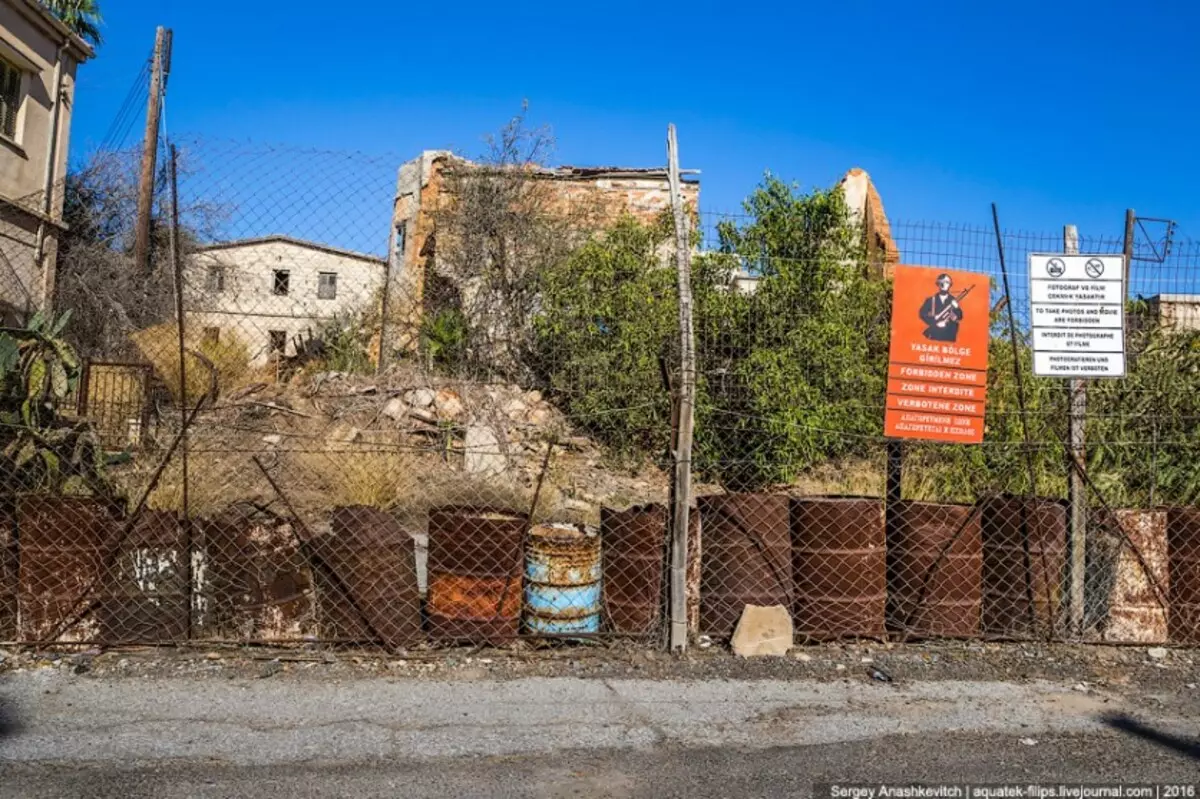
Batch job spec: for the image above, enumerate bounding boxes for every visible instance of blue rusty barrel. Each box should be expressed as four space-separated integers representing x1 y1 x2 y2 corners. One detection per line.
524 524 602 634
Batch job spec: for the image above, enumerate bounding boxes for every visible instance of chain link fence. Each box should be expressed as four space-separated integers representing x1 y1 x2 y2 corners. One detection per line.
1 134 1197 652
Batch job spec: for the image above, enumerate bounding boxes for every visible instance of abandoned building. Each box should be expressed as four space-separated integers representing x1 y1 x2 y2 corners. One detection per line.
0 0 92 326
727 167 901 295
380 150 702 356
187 235 386 366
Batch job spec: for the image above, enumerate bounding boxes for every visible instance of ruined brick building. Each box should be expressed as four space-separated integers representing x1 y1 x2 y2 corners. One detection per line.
379 150 700 358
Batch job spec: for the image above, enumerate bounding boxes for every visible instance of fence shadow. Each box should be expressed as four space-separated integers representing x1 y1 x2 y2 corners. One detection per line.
0 698 23 741
1099 712 1200 761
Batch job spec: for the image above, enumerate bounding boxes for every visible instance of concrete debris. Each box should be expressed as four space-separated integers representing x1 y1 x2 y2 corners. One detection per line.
405 388 436 408
261 434 282 446
1147 647 1168 661
731 605 793 658
502 398 527 420
464 425 506 477
793 652 813 662
435 388 465 420
381 398 407 421
1019 737 1038 746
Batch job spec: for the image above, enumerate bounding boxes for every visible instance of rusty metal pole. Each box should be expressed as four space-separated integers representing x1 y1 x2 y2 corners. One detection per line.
133 27 169 273
1064 224 1087 636
666 124 695 653
1123 209 1136 289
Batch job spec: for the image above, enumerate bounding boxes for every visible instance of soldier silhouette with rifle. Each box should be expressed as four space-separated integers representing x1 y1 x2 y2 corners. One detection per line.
919 274 973 343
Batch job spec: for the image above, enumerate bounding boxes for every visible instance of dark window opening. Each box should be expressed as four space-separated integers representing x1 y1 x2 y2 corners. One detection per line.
268 330 287 354
206 266 225 292
201 327 220 345
0 58 21 140
272 270 290 296
318 271 337 300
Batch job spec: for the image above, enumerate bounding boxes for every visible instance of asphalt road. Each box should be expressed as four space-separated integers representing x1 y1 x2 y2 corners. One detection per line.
2 732 1198 798
1 669 1196 797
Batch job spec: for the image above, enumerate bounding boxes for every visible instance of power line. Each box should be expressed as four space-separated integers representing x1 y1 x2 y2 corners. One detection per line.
98 51 153 152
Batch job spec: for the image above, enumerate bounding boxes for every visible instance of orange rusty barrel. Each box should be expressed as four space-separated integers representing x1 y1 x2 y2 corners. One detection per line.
1167 506 1200 644
96 510 188 644
427 506 526 644
792 496 886 641
1099 509 1168 644
600 504 700 636
887 501 981 639
17 496 116 642
981 496 1066 638
311 506 423 650
699 493 791 637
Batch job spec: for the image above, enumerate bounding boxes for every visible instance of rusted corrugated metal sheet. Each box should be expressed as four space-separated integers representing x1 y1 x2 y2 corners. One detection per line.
792 496 886 641
1167 506 1200 644
200 506 315 641
686 509 701 638
312 506 422 649
17 496 116 642
981 496 1066 639
427 506 526 644
97 510 187 644
524 524 601 634
1101 509 1168 644
887 501 981 639
699 493 792 638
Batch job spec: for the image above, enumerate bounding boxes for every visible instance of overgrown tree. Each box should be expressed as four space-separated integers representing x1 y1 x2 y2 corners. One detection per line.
427 106 602 380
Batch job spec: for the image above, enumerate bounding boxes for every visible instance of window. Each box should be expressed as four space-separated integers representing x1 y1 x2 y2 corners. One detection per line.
201 327 220 345
206 266 225 292
317 272 337 300
268 330 287 354
394 223 407 259
0 58 21 141
272 270 290 296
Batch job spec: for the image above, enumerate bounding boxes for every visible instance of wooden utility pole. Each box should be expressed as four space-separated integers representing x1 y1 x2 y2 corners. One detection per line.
1064 224 1087 634
666 124 695 653
134 26 171 273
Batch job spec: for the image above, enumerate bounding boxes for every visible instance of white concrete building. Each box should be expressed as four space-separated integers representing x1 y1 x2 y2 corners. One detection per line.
0 0 92 325
187 236 386 366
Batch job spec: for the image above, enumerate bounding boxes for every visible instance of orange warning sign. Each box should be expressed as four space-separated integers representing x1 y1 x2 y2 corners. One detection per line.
884 265 990 444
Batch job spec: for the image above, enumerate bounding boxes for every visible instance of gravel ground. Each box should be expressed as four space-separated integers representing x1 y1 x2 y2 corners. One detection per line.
1 639 1196 693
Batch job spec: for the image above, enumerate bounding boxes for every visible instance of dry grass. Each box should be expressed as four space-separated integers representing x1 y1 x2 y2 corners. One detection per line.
134 453 247 517
131 323 254 404
790 457 886 498
290 447 589 529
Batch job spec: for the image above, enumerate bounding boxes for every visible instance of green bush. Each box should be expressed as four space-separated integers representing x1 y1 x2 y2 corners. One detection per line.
534 215 679 460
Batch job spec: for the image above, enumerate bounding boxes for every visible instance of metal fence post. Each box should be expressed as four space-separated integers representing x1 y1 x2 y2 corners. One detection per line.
1064 224 1087 636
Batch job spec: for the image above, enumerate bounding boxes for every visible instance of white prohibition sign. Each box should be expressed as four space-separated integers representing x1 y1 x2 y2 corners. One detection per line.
1085 258 1105 278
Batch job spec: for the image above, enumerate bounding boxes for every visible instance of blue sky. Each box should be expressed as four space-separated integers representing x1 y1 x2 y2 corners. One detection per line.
68 0 1198 243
